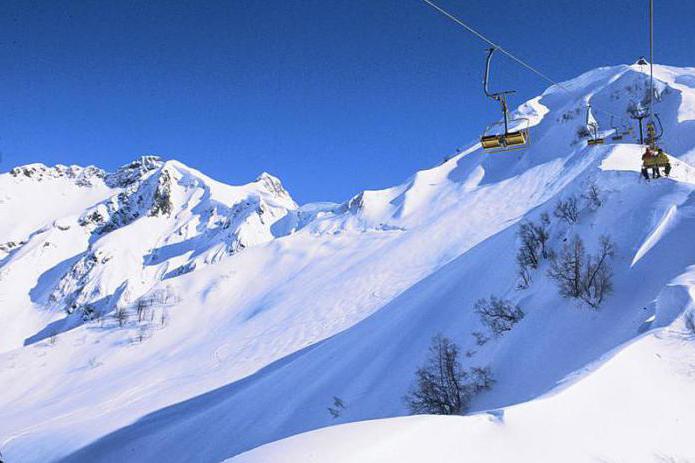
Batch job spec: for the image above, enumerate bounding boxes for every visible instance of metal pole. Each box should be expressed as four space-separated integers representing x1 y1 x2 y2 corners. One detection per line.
502 97 509 134
638 117 644 144
649 0 654 123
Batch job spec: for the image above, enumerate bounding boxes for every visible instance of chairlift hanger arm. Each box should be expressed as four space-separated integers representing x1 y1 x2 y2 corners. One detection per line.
654 114 663 138
483 48 515 100
420 0 628 124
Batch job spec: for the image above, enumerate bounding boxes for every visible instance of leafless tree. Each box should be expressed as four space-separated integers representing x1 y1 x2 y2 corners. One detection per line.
404 335 494 415
516 214 552 288
114 306 129 327
554 195 580 224
160 308 169 327
582 181 603 210
548 235 585 299
475 296 525 335
517 223 541 270
548 235 616 308
136 298 152 323
580 236 616 308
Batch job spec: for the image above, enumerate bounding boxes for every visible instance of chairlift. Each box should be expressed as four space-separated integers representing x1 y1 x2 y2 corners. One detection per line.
479 48 530 153
585 105 605 146
610 116 623 141
645 114 664 148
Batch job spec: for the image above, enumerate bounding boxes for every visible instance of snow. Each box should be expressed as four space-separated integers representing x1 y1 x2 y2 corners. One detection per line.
2 63 695 463
230 327 695 463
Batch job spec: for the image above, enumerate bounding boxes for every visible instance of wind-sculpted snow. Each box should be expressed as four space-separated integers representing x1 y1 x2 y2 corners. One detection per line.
3 63 695 463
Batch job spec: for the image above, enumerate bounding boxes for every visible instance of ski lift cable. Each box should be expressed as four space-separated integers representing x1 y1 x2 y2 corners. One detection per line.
419 0 628 123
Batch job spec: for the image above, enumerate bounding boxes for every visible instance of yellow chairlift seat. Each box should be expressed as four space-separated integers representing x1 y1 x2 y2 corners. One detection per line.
504 130 528 146
481 134 504 149
587 138 605 146
480 118 530 153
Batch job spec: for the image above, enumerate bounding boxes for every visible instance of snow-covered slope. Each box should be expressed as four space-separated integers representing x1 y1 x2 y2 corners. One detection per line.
230 318 695 463
2 63 695 463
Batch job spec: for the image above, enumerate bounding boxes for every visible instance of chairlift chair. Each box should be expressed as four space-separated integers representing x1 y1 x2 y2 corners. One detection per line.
609 116 625 141
585 105 605 146
481 118 530 152
479 48 530 153
645 114 664 148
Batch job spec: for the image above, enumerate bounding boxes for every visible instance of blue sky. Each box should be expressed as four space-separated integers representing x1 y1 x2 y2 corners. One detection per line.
2 0 695 203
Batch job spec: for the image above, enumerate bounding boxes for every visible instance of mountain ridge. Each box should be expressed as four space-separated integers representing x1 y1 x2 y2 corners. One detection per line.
3 63 695 462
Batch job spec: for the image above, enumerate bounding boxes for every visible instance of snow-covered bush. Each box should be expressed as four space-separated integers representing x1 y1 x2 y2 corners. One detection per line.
547 235 616 308
404 335 494 415
475 296 525 335
554 195 580 224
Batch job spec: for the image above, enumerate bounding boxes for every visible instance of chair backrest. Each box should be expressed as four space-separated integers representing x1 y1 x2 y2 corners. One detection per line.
503 131 527 146
481 135 503 149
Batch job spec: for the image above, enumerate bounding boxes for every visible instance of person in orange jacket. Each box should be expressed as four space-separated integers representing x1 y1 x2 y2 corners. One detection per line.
641 147 654 180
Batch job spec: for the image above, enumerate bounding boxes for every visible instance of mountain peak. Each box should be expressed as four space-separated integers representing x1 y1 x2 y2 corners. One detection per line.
256 171 293 201
104 155 164 188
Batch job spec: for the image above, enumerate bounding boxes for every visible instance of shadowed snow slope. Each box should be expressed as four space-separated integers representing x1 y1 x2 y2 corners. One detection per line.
3 64 695 463
229 324 695 463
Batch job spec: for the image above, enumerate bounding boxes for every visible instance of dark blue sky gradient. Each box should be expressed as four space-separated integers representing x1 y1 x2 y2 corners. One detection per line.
2 1 695 202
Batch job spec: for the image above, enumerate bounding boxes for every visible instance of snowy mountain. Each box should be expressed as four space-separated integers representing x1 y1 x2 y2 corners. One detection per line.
2 63 695 463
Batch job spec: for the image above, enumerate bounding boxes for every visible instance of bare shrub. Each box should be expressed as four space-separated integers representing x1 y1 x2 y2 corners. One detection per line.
468 366 495 392
404 335 494 415
81 305 98 322
136 298 153 323
472 331 489 346
475 296 525 335
554 195 580 224
516 213 551 289
684 311 695 335
327 396 346 419
547 235 616 308
582 181 603 210
114 306 129 327
135 324 151 343
160 308 169 327
576 125 591 138
87 357 100 369
517 263 533 290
